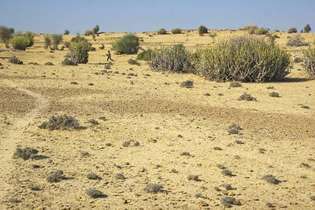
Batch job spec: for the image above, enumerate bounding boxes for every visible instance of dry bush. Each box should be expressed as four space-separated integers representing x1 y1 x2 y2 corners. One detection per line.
39 115 81 130
63 36 91 64
150 44 193 73
137 49 153 61
303 47 315 78
287 35 308 47
194 36 290 82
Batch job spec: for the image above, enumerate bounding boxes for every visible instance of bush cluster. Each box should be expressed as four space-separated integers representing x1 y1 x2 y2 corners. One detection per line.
63 36 91 65
303 47 315 77
150 44 193 73
10 35 33 50
193 37 290 82
112 34 139 54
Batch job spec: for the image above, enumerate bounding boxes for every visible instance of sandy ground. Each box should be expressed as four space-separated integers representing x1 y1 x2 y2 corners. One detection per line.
0 30 314 209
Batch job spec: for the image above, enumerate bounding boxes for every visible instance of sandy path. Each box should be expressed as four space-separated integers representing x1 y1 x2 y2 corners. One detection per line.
0 80 48 209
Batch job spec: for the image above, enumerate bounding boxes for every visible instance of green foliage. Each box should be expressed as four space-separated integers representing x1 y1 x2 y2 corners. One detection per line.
150 44 193 73
65 37 91 64
303 47 315 77
193 36 290 82
303 24 311 33
171 28 182 34
0 26 14 45
64 30 70 35
10 35 32 50
198 25 208 35
157 28 167 35
44 35 51 49
137 49 153 61
112 34 139 54
288 28 298 33
51 34 63 50
93 25 100 34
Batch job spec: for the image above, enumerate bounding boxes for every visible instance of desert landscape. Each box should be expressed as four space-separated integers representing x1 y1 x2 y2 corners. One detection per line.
0 17 315 210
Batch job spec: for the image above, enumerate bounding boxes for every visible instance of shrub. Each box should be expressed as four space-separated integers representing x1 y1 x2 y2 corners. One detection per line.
303 47 315 77
194 36 290 82
112 34 139 54
128 58 139 65
249 27 269 35
171 28 182 34
93 25 100 34
85 30 94 36
51 34 63 50
157 28 167 35
0 26 14 47
44 35 51 49
8 56 23 64
67 41 90 64
303 24 311 33
137 49 153 61
287 35 308 47
198 25 208 35
64 30 70 35
150 44 193 73
23 32 34 47
10 36 31 50
288 28 298 33
39 115 81 130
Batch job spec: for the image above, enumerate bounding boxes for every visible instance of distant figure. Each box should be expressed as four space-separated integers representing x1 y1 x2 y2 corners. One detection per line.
106 50 113 62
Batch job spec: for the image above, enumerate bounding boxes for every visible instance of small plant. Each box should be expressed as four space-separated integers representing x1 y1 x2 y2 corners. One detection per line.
51 34 63 50
269 91 280 97
10 35 32 50
303 47 315 77
303 24 311 33
44 35 51 49
39 115 81 130
194 36 290 82
137 49 153 61
150 44 193 73
288 28 298 33
198 25 208 35
128 58 139 65
8 56 23 64
171 28 182 34
157 28 167 35
287 35 308 47
112 34 139 54
239 93 256 101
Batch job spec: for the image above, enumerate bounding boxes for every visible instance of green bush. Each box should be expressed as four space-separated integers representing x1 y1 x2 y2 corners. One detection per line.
51 34 63 50
249 27 269 35
44 35 51 49
64 30 70 35
303 47 315 77
0 26 14 47
171 28 182 34
67 40 90 64
288 28 298 33
137 49 153 61
194 36 290 82
112 34 139 54
157 28 167 35
93 25 100 34
303 24 311 33
198 25 208 35
150 44 193 73
10 35 31 50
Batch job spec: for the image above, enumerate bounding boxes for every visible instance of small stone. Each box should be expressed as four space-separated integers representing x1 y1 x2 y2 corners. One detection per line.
87 172 102 180
262 175 281 185
144 183 164 193
187 175 201 181
47 170 65 183
86 188 107 198
221 196 241 208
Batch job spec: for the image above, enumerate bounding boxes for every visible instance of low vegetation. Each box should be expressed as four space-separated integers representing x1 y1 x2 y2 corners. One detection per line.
171 28 182 34
303 47 315 77
39 115 81 130
287 35 308 47
288 27 298 33
63 36 91 64
10 34 33 50
157 28 167 35
198 25 208 35
193 36 290 82
112 34 139 54
150 44 193 73
0 26 14 47
137 49 153 61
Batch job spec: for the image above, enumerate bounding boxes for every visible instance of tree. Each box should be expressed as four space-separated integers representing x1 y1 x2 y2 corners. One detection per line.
304 24 311 33
0 26 14 47
64 30 70 35
93 25 100 34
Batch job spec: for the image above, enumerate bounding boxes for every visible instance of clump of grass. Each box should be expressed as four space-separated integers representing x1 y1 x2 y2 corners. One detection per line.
144 183 164 193
137 49 153 61
287 35 309 47
239 93 256 101
150 44 193 73
8 56 23 64
39 115 81 130
303 47 315 78
112 34 139 54
194 36 290 82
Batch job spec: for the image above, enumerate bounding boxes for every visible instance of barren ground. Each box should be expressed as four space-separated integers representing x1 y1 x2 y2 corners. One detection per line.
0 30 314 209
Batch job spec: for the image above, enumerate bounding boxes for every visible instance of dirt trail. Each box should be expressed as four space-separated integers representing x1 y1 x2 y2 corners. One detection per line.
0 80 48 208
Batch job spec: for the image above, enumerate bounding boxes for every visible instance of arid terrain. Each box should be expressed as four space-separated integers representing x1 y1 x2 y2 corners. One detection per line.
0 30 314 209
